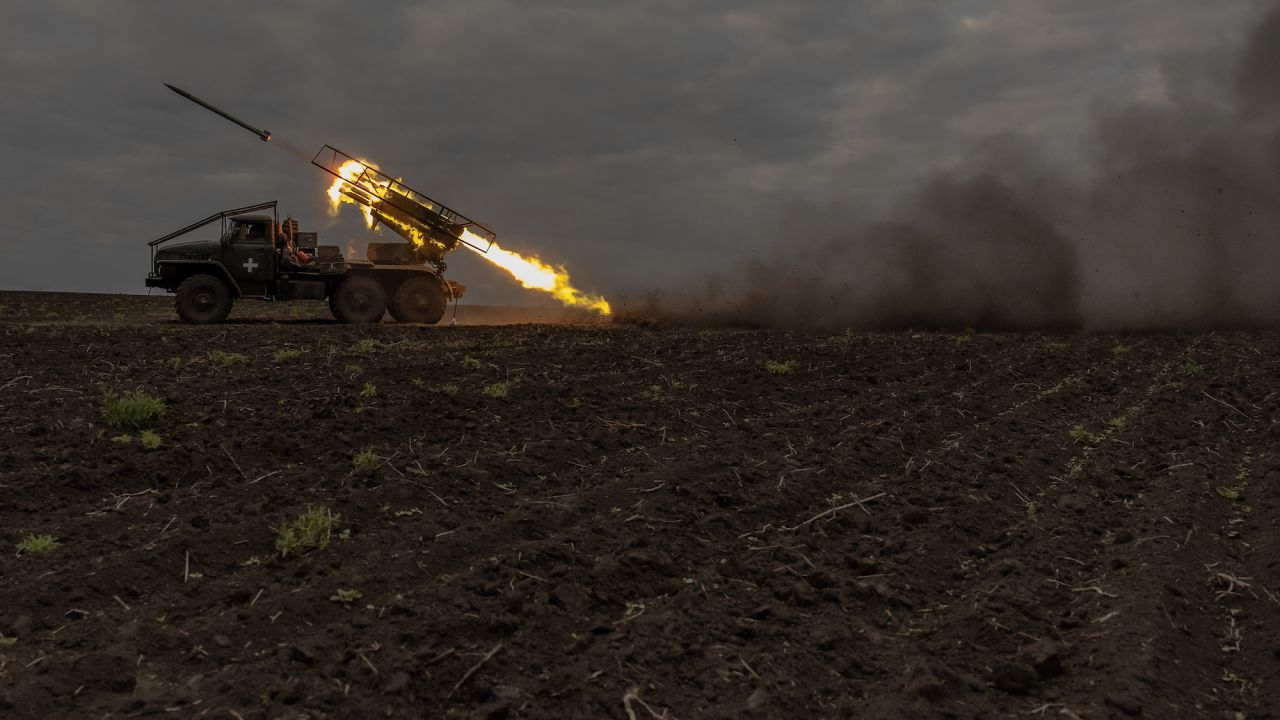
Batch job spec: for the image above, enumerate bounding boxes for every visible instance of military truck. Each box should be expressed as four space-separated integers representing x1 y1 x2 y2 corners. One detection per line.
145 146 496 325
145 201 458 324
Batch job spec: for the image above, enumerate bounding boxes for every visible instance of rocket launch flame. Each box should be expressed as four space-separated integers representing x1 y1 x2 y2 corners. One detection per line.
325 158 611 315
458 229 612 315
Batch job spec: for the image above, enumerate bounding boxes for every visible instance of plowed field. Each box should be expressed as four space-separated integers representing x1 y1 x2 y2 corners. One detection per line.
1 292 1277 719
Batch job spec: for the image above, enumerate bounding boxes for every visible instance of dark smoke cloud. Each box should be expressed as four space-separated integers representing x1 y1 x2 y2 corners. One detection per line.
624 4 1280 331
1236 7 1280 117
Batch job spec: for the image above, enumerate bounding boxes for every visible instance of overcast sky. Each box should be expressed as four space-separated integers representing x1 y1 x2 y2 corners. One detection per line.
0 0 1270 305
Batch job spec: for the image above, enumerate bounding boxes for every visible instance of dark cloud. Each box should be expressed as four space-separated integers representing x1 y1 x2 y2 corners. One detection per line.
0 0 1270 319
623 2 1280 330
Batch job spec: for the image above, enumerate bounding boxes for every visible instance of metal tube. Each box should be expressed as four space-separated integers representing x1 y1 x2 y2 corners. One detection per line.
164 83 272 142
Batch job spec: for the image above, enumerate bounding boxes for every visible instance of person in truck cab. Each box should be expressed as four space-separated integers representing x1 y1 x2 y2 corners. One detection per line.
278 220 312 268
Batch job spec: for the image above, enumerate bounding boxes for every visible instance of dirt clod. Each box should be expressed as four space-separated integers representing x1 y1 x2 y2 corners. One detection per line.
10 616 32 637
1106 693 1144 716
288 645 316 665
1023 640 1065 679
989 662 1040 694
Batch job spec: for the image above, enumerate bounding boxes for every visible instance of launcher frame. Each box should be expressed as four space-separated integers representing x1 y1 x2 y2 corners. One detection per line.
311 145 495 253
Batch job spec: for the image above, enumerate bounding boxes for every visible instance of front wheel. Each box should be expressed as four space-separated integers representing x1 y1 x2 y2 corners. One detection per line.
175 274 233 324
389 276 447 324
330 275 387 324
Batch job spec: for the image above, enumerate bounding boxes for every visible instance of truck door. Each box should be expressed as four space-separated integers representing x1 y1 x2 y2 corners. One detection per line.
226 220 273 296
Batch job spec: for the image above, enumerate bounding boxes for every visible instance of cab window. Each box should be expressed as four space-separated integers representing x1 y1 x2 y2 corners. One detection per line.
227 220 268 243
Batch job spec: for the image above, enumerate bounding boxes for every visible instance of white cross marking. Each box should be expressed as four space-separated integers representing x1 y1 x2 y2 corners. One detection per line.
243 257 258 273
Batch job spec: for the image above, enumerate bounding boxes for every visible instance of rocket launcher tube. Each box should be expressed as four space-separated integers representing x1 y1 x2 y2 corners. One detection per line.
374 185 461 250
338 186 455 254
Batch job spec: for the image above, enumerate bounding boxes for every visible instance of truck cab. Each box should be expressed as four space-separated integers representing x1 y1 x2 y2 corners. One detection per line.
221 215 275 297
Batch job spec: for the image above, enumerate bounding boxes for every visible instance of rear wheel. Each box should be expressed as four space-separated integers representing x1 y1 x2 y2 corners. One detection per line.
330 275 387 324
389 276 447 324
175 274 233 324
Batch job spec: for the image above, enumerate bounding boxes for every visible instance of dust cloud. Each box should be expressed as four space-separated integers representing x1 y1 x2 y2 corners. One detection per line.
622 5 1280 331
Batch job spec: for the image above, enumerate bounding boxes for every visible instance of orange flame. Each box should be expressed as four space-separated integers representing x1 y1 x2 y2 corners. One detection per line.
326 159 379 229
460 229 612 315
324 157 611 315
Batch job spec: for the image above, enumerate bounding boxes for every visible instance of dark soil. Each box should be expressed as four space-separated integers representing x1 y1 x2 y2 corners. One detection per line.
1 292 1277 718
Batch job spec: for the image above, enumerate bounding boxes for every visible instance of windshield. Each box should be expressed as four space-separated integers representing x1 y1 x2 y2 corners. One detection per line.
226 220 267 242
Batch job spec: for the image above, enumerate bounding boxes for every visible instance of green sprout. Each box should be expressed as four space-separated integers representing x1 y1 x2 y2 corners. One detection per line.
482 382 510 399
1215 486 1242 501
274 506 337 559
764 360 797 376
101 390 166 428
352 448 381 474
273 347 303 362
1180 360 1205 377
16 534 60 555
139 430 162 450
351 338 380 354
359 382 377 399
1069 425 1100 446
330 588 363 605
208 349 248 366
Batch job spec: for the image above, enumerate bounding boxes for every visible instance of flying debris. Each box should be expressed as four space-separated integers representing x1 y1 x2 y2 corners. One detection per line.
164 83 273 142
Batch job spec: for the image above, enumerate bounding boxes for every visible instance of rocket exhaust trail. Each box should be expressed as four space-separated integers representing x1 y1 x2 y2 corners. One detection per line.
272 138 314 162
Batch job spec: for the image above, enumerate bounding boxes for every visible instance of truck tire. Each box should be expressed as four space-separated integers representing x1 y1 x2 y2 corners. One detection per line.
389 276 447 324
175 274 233 324
331 275 387 324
